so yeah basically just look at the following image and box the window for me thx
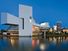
[29,16,32,23]
[30,16,32,19]
[22,18,24,29]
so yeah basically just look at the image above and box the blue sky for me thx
[0,0,68,28]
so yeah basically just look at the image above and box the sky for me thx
[0,0,68,29]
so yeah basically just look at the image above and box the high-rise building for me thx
[56,22,61,32]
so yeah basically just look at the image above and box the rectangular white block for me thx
[1,13,19,25]
[19,4,33,36]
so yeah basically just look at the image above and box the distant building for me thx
[49,28,53,32]
[56,22,61,32]
[32,25,40,33]
[63,28,68,33]
[53,21,62,32]
[40,22,50,29]
[53,25,57,31]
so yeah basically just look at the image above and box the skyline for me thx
[0,0,68,28]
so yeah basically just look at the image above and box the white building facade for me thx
[19,4,33,36]
[1,4,33,36]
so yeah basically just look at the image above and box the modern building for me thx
[40,22,50,29]
[0,4,34,36]
[19,4,33,36]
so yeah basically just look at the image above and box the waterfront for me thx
[0,36,68,51]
